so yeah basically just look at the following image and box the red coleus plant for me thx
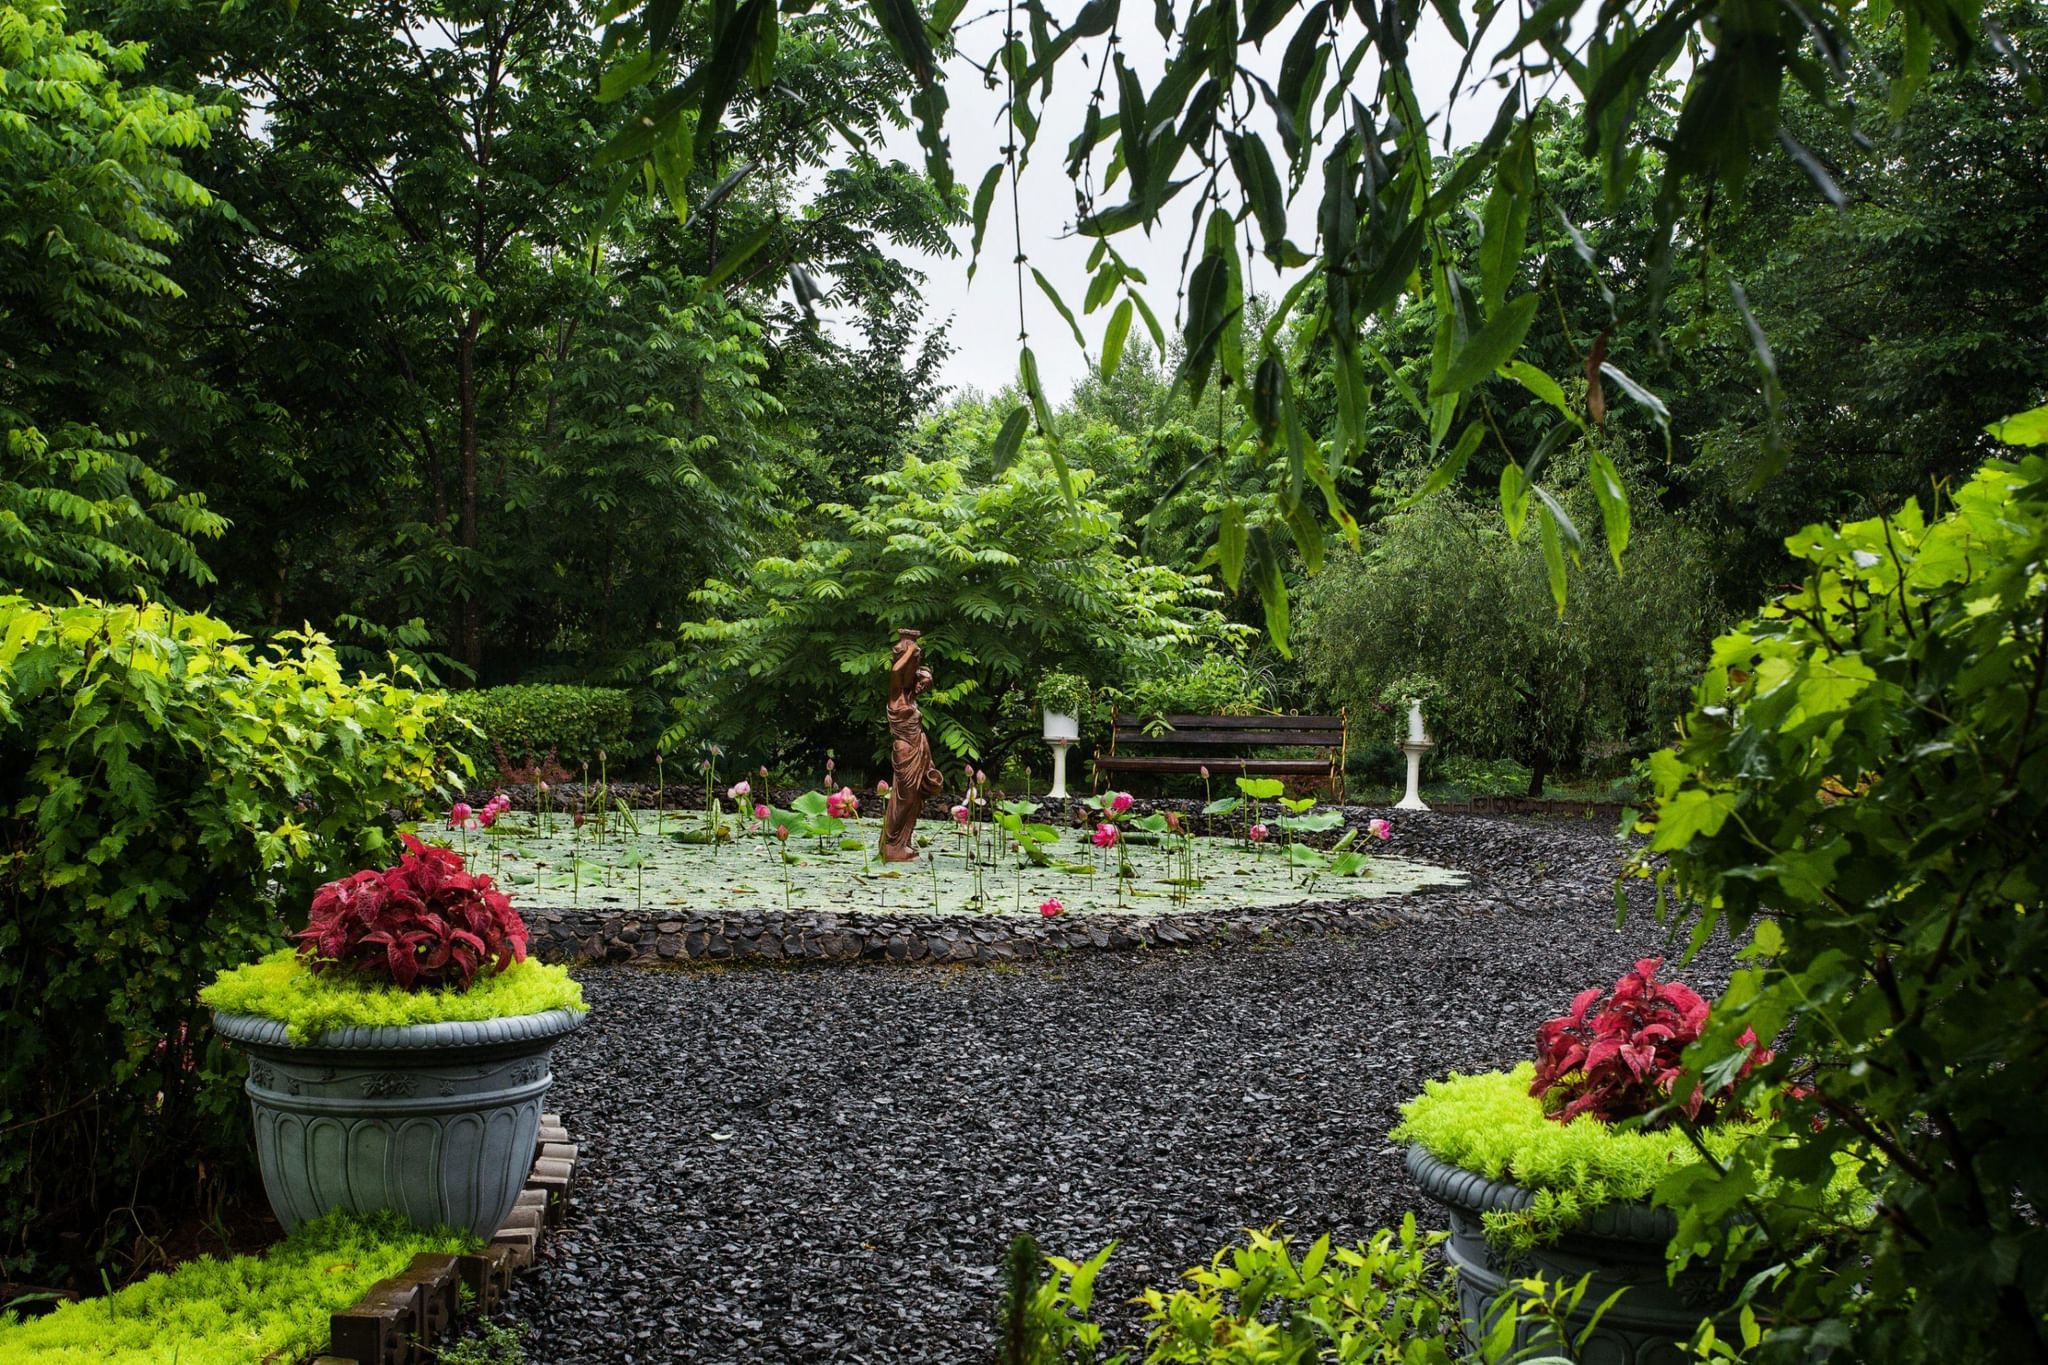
[1531,957,1770,1126]
[295,834,528,992]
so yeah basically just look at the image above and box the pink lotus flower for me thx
[1368,818,1391,840]
[729,780,751,799]
[1092,823,1118,848]
[775,823,790,841]
[877,780,891,796]
[754,803,770,821]
[1109,791,1134,814]
[1039,898,1064,918]
[976,769,988,785]
[449,802,473,828]
[478,807,499,829]
[1249,823,1269,842]
[951,804,970,824]
[827,787,860,818]
[1199,765,1210,780]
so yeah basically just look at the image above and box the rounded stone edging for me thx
[212,1007,587,1053]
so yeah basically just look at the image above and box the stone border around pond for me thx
[526,888,1472,967]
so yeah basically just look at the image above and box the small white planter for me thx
[1043,709,1079,742]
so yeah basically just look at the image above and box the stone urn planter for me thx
[214,1007,583,1238]
[1042,708,1080,742]
[1407,1145,1736,1365]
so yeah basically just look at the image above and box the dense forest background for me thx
[5,0,2043,791]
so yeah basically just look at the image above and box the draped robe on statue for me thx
[880,631,944,861]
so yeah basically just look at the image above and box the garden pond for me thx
[428,809,1465,919]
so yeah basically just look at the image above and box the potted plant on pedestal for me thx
[1393,958,1834,1362]
[202,832,587,1238]
[1038,670,1088,743]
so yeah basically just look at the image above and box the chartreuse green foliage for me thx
[1642,444,2048,1363]
[445,683,636,772]
[0,596,454,1277]
[1392,1065,1761,1252]
[202,951,586,1044]
[1004,1218,1616,1364]
[0,1209,473,1364]
[672,452,1244,764]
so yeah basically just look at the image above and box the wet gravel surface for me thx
[503,812,1736,1364]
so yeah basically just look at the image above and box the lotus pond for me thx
[426,807,1464,919]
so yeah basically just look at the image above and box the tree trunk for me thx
[1526,756,1549,799]
[458,312,482,674]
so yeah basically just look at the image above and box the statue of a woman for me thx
[880,628,945,861]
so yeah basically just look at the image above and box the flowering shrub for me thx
[1530,958,1766,1125]
[294,835,528,992]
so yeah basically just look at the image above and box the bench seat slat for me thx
[1111,712,1344,731]
[1112,729,1342,748]
[1097,756,1335,775]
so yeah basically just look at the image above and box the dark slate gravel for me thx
[502,814,1734,1365]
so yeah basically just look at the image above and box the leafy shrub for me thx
[1641,445,2048,1361]
[0,596,453,1278]
[200,950,585,1044]
[671,452,1241,767]
[295,836,527,991]
[1102,646,1273,722]
[1295,487,1714,794]
[0,1209,472,1364]
[1037,671,1089,717]
[1532,958,1769,1125]
[444,684,635,774]
[1392,1064,1769,1251]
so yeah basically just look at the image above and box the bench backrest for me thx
[1110,712,1345,750]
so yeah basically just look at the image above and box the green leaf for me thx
[1031,267,1089,355]
[1409,421,1485,505]
[990,406,1030,473]
[1101,298,1134,378]
[1218,501,1247,589]
[1586,447,1631,571]
[1499,461,1530,540]
[1499,359,1584,429]
[703,218,775,288]
[1987,403,2048,446]
[1432,293,1540,398]
[966,164,1004,278]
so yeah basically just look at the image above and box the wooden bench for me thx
[1098,711,1348,803]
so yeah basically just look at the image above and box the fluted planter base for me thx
[1407,1146,1735,1365]
[214,1008,584,1239]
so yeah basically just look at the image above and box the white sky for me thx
[877,5,1520,401]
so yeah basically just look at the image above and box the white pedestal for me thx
[1047,741,1073,800]
[1397,739,1434,811]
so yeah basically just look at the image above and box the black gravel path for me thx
[502,813,1734,1364]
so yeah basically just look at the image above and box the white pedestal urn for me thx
[1397,700,1433,811]
[1044,708,1079,799]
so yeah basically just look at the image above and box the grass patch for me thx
[0,1210,473,1364]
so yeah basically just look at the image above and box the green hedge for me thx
[444,683,635,775]
[0,596,453,1280]
[0,1210,472,1364]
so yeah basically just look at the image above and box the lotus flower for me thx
[754,803,770,821]
[775,824,790,841]
[449,802,473,829]
[877,779,892,796]
[1249,823,1269,842]
[729,780,751,799]
[1199,765,1210,780]
[1039,898,1065,918]
[827,787,860,818]
[1110,791,1134,814]
[1092,823,1118,848]
[1368,818,1391,840]
[951,804,970,824]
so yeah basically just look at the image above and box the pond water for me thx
[430,810,1465,919]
